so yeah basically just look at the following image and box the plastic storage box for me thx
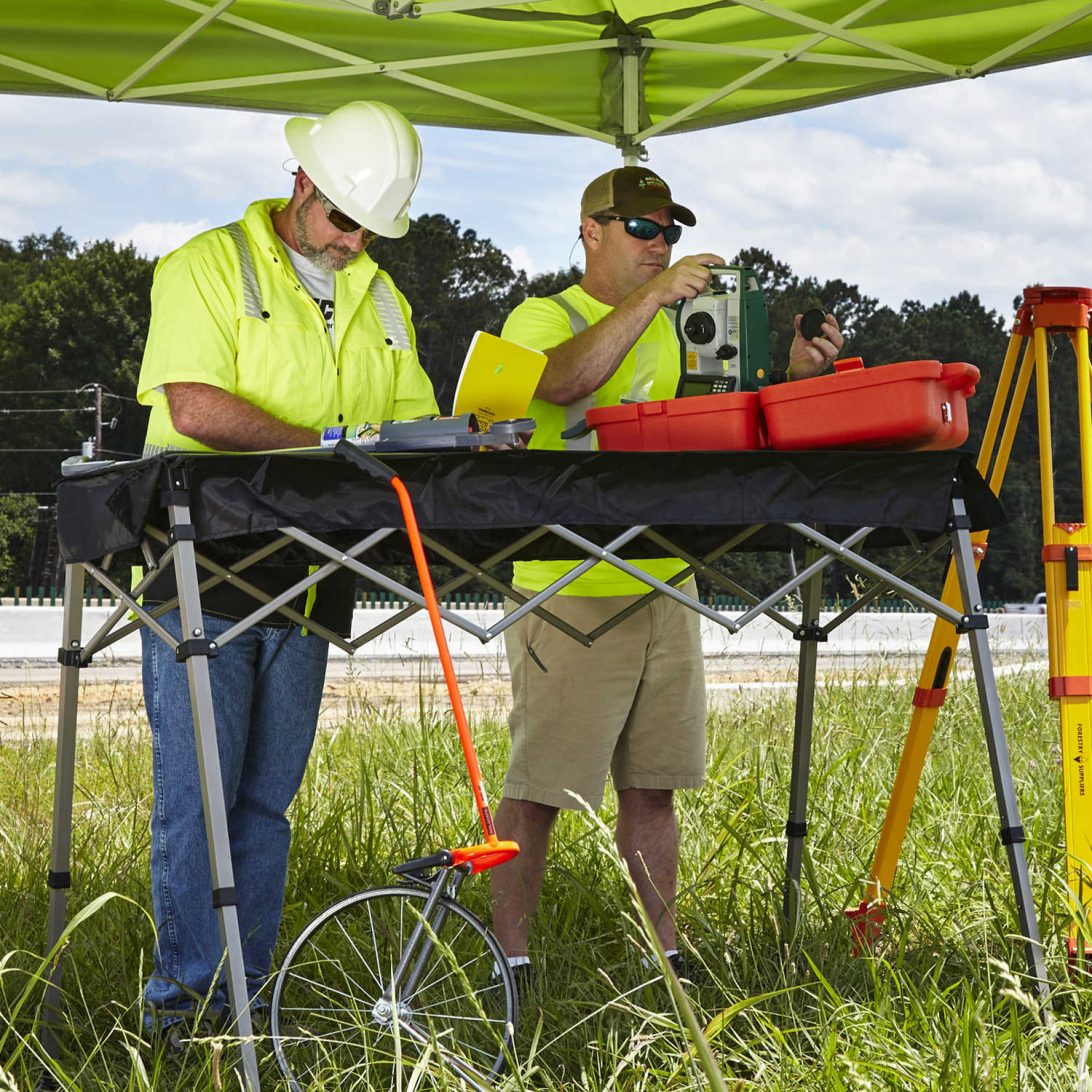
[758,357,979,451]
[584,391,766,451]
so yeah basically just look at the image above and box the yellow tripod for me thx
[848,286,1092,972]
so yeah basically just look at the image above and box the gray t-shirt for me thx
[285,247,336,347]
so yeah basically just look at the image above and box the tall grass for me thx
[1,665,1089,1089]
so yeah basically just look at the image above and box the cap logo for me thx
[637,175,669,193]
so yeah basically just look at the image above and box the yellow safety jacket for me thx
[135,199,438,634]
[138,198,438,453]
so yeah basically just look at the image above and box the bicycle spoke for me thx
[272,885,517,1090]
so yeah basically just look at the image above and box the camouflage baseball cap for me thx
[580,166,696,226]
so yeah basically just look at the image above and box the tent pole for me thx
[622,44,639,164]
[616,34,646,164]
[782,544,823,939]
[41,562,87,1066]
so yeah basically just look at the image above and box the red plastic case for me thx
[758,358,979,451]
[584,391,766,451]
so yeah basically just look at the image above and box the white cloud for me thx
[656,58,1092,316]
[0,168,77,237]
[0,96,289,198]
[118,219,212,258]
[5,56,1092,320]
[506,245,536,276]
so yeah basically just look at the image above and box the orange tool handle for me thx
[334,441,518,865]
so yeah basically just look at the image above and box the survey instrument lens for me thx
[800,308,827,341]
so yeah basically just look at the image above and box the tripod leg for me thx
[1044,324,1092,972]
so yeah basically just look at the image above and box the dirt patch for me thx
[0,672,519,739]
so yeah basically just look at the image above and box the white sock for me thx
[642,949,679,969]
[506,955,531,969]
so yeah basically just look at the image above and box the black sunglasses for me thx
[596,214,682,245]
[315,187,374,237]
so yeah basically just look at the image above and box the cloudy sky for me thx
[2,53,1090,320]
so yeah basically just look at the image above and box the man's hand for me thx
[788,312,844,379]
[645,253,726,308]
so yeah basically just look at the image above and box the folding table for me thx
[41,447,1042,1091]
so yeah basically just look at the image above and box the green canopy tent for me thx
[9,4,1092,1090]
[3,1,1092,160]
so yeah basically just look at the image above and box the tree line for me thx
[0,218,1077,602]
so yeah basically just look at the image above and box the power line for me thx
[0,407,95,415]
[0,388,94,396]
[0,448,82,454]
[0,387,140,403]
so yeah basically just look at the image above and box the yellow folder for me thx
[451,331,547,430]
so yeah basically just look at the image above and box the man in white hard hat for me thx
[491,166,842,993]
[135,100,438,1049]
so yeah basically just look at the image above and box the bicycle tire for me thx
[271,885,517,1091]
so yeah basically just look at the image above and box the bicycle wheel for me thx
[271,885,517,1091]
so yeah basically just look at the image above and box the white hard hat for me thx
[285,101,422,239]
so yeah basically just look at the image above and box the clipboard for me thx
[451,331,547,429]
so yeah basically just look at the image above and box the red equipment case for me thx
[759,357,979,451]
[584,391,766,451]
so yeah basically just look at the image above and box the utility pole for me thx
[94,383,103,459]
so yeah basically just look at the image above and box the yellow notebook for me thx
[452,331,547,430]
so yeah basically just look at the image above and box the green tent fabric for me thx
[2,1,1091,155]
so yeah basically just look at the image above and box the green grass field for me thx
[1,667,1090,1090]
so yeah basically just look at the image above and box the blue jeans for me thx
[141,609,329,1020]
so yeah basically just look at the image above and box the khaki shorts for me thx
[502,581,707,810]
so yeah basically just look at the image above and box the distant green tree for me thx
[0,220,1058,603]
[524,265,583,299]
[369,214,530,411]
[728,251,1047,603]
[0,495,36,590]
[0,236,154,493]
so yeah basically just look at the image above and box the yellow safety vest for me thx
[502,285,688,597]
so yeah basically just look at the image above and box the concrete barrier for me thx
[0,605,1048,670]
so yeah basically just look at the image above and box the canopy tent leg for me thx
[40,562,86,1065]
[852,313,1032,944]
[782,548,823,937]
[163,471,260,1091]
[949,492,1049,1002]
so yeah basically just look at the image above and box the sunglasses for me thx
[597,214,682,245]
[315,187,374,238]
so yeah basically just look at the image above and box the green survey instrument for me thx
[675,265,773,396]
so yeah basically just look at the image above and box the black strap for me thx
[175,639,219,662]
[168,524,197,543]
[212,886,238,909]
[57,647,83,667]
[956,614,988,633]
[1067,545,1080,592]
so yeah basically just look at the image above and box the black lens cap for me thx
[800,308,826,341]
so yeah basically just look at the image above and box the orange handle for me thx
[832,356,865,373]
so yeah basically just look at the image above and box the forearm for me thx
[535,287,663,405]
[165,382,320,451]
